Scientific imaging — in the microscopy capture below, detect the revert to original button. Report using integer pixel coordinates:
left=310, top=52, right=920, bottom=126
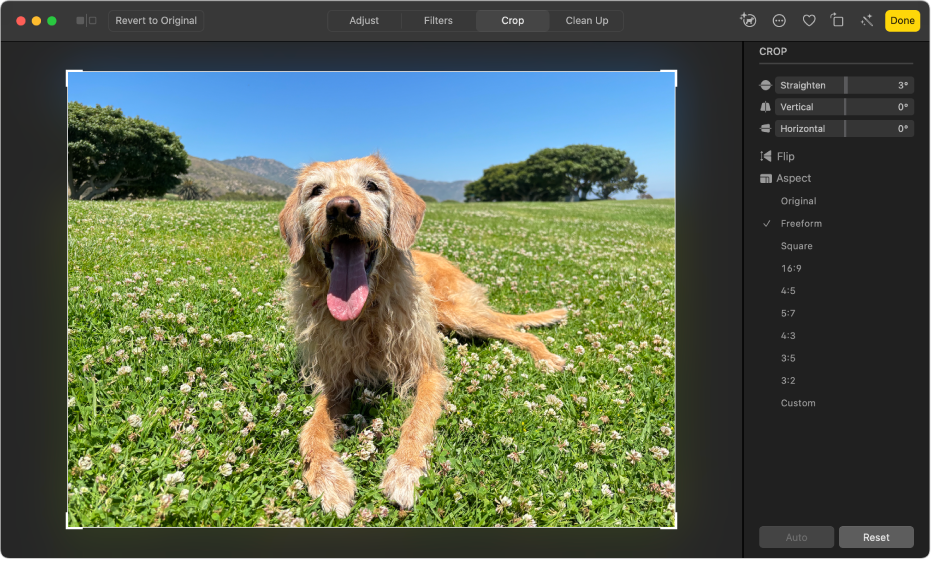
left=840, top=526, right=914, bottom=548
left=759, top=526, right=834, bottom=548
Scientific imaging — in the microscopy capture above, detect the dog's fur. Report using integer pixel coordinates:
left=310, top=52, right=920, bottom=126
left=279, top=155, right=566, bottom=516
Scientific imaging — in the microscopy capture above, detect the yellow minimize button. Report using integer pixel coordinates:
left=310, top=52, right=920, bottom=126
left=886, top=10, right=920, bottom=31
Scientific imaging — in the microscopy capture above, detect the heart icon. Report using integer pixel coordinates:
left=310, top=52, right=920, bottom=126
left=803, top=14, right=816, bottom=26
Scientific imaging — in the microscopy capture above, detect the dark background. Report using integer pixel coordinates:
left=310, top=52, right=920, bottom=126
left=2, top=40, right=743, bottom=556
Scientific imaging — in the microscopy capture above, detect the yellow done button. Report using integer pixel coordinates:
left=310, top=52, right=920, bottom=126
left=886, top=10, right=920, bottom=31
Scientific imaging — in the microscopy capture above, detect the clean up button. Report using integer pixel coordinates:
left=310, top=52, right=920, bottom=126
left=840, top=526, right=914, bottom=548
left=759, top=526, right=834, bottom=548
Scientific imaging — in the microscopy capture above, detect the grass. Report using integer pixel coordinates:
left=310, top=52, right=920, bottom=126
left=67, top=198, right=675, bottom=527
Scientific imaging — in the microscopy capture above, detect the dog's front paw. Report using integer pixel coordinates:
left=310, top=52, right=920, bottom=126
left=538, top=354, right=566, bottom=372
left=380, top=455, right=427, bottom=509
left=303, top=455, right=356, bottom=518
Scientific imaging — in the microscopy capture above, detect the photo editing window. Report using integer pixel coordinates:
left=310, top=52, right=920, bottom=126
left=1, top=0, right=930, bottom=557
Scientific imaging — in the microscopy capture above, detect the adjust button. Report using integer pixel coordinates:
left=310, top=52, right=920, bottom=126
left=839, top=526, right=914, bottom=548
left=759, top=526, right=834, bottom=548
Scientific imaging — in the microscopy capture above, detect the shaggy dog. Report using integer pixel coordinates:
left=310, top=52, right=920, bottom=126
left=278, top=155, right=566, bottom=517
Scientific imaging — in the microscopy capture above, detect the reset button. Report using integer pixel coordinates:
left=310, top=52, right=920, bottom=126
left=839, top=526, right=914, bottom=548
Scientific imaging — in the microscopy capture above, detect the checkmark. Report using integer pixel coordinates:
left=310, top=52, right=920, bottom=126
left=763, top=220, right=771, bottom=227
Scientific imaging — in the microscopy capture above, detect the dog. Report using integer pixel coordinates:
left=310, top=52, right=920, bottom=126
left=278, top=155, right=567, bottom=517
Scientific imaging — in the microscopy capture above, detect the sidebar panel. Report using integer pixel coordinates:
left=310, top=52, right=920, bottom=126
left=743, top=42, right=930, bottom=557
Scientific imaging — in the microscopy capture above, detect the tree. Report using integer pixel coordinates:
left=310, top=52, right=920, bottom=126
left=68, top=102, right=189, bottom=200
left=637, top=192, right=654, bottom=200
left=465, top=161, right=564, bottom=202
left=527, top=144, right=646, bottom=201
left=174, top=178, right=212, bottom=200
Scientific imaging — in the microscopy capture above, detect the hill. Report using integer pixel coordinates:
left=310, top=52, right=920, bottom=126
left=181, top=157, right=292, bottom=198
left=396, top=175, right=470, bottom=202
left=218, top=156, right=470, bottom=202
left=220, top=156, right=299, bottom=187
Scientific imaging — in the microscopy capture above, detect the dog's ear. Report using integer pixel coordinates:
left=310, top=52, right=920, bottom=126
left=388, top=171, right=426, bottom=250
left=279, top=187, right=306, bottom=263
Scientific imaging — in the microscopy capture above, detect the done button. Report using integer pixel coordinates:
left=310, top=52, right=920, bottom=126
left=885, top=10, right=920, bottom=32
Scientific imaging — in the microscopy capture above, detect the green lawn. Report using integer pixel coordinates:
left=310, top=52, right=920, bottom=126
left=67, top=199, right=675, bottom=527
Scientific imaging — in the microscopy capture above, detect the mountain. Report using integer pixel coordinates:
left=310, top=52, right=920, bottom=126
left=218, top=156, right=471, bottom=202
left=396, top=175, right=470, bottom=203
left=181, top=157, right=292, bottom=198
left=220, top=156, right=300, bottom=188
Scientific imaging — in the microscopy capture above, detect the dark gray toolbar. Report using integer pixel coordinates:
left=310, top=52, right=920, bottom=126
left=4, top=2, right=928, bottom=41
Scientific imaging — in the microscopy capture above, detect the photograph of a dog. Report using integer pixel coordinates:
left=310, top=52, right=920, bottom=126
left=67, top=72, right=675, bottom=527
left=281, top=155, right=568, bottom=516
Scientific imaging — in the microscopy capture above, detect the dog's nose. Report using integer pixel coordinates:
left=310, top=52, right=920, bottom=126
left=326, top=197, right=361, bottom=225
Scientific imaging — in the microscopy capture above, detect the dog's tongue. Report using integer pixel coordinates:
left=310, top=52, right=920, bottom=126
left=327, top=238, right=369, bottom=321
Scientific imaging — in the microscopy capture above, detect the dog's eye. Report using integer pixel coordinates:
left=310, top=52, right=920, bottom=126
left=307, top=185, right=324, bottom=199
left=365, top=181, right=380, bottom=193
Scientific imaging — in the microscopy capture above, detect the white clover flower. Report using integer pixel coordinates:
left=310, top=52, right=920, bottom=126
left=197, top=391, right=208, bottom=399
left=161, top=365, right=169, bottom=374
left=219, top=463, right=233, bottom=476
left=117, top=366, right=132, bottom=376
left=280, top=429, right=290, bottom=437
left=578, top=376, right=587, bottom=383
left=127, top=414, right=142, bottom=428
left=601, top=484, right=614, bottom=497
left=277, top=392, right=288, bottom=403
left=110, top=444, right=122, bottom=454
left=67, top=396, right=77, bottom=408
left=574, top=462, right=589, bottom=471
left=77, top=456, right=93, bottom=471
left=660, top=425, right=673, bottom=436
left=180, top=383, right=192, bottom=394
left=626, top=450, right=642, bottom=464
left=164, top=471, right=185, bottom=486
left=159, top=493, right=174, bottom=508
left=303, top=405, right=314, bottom=417
left=178, top=489, right=190, bottom=502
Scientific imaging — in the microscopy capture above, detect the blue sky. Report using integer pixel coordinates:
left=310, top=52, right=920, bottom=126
left=69, top=72, right=675, bottom=199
